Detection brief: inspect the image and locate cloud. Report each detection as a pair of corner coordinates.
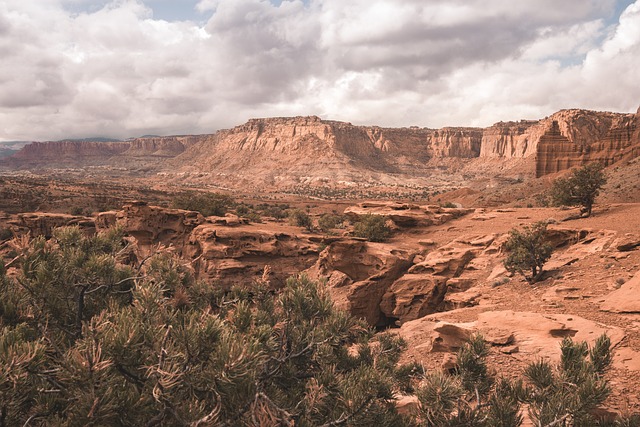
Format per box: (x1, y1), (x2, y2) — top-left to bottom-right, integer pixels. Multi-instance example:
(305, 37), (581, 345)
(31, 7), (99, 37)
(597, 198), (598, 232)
(0, 0), (639, 141)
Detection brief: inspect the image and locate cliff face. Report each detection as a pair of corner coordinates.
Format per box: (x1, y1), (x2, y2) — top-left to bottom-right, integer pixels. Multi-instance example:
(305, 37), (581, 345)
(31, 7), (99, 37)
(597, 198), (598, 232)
(535, 110), (639, 177)
(4, 108), (640, 185)
(123, 135), (206, 157)
(9, 141), (129, 162)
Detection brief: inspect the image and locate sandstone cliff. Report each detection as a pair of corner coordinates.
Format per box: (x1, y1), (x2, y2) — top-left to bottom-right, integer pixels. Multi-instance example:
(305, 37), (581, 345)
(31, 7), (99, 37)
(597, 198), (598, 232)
(4, 107), (640, 187)
(6, 140), (129, 166)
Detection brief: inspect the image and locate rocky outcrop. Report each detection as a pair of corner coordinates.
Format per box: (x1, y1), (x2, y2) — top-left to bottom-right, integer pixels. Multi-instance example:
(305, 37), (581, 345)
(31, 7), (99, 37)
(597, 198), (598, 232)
(185, 224), (318, 289)
(9, 212), (95, 238)
(399, 310), (625, 362)
(600, 270), (640, 313)
(97, 201), (204, 249)
(344, 202), (471, 227)
(535, 110), (640, 176)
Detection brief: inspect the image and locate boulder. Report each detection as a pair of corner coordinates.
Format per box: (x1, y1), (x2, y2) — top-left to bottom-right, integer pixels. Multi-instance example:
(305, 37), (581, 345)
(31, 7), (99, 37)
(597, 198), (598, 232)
(408, 247), (476, 277)
(344, 201), (470, 228)
(380, 274), (448, 324)
(600, 270), (640, 313)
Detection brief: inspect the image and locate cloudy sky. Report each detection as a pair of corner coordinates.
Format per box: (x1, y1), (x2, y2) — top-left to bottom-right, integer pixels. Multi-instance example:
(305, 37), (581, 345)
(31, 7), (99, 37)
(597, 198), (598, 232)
(1, 0), (639, 141)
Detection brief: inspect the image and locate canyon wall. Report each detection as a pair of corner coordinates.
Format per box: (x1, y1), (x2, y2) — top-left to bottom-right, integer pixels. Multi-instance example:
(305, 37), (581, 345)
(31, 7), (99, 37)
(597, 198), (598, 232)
(4, 107), (639, 183)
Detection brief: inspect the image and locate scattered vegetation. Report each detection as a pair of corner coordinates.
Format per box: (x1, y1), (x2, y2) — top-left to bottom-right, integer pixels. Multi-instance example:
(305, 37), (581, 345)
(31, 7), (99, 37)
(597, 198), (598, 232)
(353, 214), (392, 242)
(171, 191), (234, 216)
(504, 221), (553, 283)
(551, 163), (607, 217)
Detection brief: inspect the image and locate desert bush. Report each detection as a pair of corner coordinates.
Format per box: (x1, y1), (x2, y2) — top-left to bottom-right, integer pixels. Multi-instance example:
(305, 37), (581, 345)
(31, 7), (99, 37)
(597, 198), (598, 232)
(504, 221), (553, 283)
(171, 191), (234, 217)
(353, 214), (391, 242)
(551, 163), (607, 217)
(317, 213), (345, 233)
(288, 208), (313, 231)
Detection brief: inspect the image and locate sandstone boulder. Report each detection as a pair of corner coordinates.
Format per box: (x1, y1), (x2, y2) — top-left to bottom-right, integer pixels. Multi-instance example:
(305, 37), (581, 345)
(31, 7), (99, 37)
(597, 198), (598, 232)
(344, 201), (471, 228)
(399, 310), (624, 362)
(600, 270), (640, 313)
(379, 274), (448, 324)
(187, 224), (318, 289)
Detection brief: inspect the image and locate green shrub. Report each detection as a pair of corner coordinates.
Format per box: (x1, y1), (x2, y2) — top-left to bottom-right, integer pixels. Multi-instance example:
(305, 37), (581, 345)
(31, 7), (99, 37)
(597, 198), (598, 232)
(353, 214), (391, 242)
(317, 213), (344, 233)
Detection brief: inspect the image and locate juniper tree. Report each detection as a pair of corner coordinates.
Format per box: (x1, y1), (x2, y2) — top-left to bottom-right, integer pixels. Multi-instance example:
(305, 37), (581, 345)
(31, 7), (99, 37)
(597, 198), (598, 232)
(504, 221), (553, 284)
(551, 163), (607, 217)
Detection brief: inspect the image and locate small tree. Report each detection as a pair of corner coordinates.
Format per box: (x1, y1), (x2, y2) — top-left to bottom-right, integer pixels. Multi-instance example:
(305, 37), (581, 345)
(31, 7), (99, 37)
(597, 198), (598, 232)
(353, 214), (392, 242)
(288, 208), (313, 231)
(504, 221), (553, 283)
(551, 163), (607, 217)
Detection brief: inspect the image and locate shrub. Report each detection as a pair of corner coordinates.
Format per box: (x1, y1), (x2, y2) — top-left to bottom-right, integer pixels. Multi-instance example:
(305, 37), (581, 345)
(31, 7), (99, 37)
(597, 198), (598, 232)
(551, 163), (607, 217)
(288, 208), (313, 231)
(504, 221), (553, 283)
(317, 213), (344, 233)
(171, 191), (234, 217)
(353, 214), (391, 242)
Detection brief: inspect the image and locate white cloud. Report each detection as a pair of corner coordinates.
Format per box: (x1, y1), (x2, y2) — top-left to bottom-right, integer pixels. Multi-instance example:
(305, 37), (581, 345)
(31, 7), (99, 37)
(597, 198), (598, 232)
(0, 0), (639, 141)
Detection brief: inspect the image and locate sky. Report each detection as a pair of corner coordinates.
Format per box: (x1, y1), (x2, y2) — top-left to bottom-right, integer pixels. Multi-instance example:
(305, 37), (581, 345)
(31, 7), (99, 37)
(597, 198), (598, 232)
(1, 0), (639, 141)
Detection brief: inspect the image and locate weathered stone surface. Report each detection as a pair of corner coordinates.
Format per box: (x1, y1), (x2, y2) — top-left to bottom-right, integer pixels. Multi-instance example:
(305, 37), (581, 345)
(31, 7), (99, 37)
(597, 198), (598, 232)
(187, 224), (318, 289)
(10, 212), (95, 238)
(380, 274), (448, 324)
(344, 201), (471, 228)
(600, 270), (640, 313)
(306, 239), (415, 327)
(400, 311), (624, 362)
(408, 247), (476, 277)
(106, 202), (204, 248)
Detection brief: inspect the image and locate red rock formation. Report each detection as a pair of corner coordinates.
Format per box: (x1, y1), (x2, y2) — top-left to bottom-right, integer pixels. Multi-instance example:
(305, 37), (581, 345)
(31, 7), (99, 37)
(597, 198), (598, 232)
(535, 110), (640, 177)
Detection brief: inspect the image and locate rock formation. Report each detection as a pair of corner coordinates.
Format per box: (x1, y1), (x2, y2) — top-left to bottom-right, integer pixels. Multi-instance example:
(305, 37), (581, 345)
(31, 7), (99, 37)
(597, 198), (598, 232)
(4, 107), (640, 188)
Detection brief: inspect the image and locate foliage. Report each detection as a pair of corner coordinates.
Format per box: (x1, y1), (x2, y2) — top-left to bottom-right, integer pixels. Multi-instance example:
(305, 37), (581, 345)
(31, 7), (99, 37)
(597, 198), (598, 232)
(415, 334), (522, 427)
(318, 213), (345, 233)
(551, 163), (607, 217)
(524, 334), (613, 426)
(504, 221), (553, 283)
(171, 191), (234, 217)
(289, 208), (313, 231)
(0, 230), (413, 425)
(353, 214), (392, 242)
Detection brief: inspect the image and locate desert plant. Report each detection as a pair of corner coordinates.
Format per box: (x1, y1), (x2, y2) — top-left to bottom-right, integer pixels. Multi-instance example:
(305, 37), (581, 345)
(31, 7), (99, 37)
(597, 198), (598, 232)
(504, 221), (553, 283)
(524, 334), (612, 426)
(289, 208), (313, 231)
(318, 213), (344, 233)
(550, 163), (607, 217)
(171, 191), (234, 217)
(353, 214), (392, 242)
